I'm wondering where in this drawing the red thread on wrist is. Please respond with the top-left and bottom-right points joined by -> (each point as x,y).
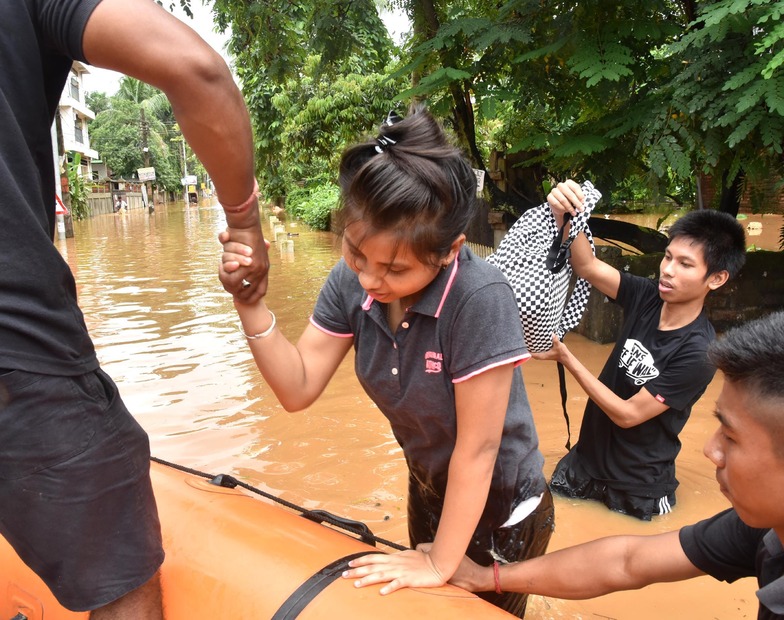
222,179 -> 259,215
493,561 -> 502,595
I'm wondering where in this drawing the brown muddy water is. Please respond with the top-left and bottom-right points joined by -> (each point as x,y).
57,203 -> 779,619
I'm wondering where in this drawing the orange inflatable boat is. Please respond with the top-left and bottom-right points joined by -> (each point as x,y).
0,458 -> 514,619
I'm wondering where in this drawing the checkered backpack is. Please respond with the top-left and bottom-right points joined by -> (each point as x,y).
487,180 -> 602,353
488,180 -> 601,449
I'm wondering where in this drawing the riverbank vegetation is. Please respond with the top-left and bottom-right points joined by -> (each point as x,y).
95,1 -> 784,246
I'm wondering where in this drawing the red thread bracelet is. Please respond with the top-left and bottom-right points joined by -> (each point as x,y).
493,561 -> 502,594
221,179 -> 259,215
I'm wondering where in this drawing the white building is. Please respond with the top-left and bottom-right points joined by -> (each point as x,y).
57,60 -> 99,178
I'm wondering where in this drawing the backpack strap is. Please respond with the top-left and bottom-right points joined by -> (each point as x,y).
545,213 -> 572,274
550,181 -> 602,450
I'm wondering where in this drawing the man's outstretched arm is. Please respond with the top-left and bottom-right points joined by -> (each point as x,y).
82,0 -> 269,300
445,530 -> 703,599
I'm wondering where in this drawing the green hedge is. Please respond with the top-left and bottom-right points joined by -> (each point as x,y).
287,183 -> 340,231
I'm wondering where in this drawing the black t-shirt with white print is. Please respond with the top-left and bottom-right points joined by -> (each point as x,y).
574,272 -> 716,498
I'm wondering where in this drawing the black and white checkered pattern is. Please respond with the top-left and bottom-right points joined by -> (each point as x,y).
487,181 -> 601,353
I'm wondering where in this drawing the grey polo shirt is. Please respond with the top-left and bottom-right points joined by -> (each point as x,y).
312,246 -> 547,530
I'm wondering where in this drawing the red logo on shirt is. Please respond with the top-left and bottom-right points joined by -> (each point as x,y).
425,351 -> 443,374
655,394 -> 666,403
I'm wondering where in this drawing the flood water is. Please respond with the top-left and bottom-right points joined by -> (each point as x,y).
56,202 -> 779,619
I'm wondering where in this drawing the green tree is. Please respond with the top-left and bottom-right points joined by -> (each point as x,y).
388,1 -> 684,209
66,152 -> 92,220
89,77 -> 183,191
394,0 -> 784,214
190,0 -> 784,223
664,0 -> 784,214
86,90 -> 111,115
393,0 -> 530,168
212,0 -> 399,206
90,99 -> 149,176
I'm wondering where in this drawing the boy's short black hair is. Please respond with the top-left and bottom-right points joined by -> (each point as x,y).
667,210 -> 746,279
709,311 -> 784,402
709,311 -> 784,455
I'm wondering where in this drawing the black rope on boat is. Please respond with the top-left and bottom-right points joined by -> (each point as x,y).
271,551 -> 384,620
150,455 -> 407,552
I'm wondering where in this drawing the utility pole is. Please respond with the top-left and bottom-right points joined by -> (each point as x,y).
181,138 -> 188,205
140,109 -> 152,211
170,128 -> 189,205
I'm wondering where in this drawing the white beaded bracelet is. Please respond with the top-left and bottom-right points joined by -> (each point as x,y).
240,311 -> 276,339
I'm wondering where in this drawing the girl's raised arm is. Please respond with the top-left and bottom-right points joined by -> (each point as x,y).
220,239 -> 352,411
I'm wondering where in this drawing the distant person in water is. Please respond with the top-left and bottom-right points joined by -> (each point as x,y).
220,107 -> 553,618
538,180 -> 746,520
437,311 -> 784,620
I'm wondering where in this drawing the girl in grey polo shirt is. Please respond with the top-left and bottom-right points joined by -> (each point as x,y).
220,107 -> 553,618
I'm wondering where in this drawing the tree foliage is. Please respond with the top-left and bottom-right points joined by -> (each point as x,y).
86,91 -> 111,115
393,0 -> 784,213
172,0 -> 784,221
88,77 -> 183,190
211,0 -> 401,205
66,152 -> 91,220
665,0 -> 784,211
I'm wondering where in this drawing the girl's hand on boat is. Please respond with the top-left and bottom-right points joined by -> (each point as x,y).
415,543 -> 483,592
342,549 -> 446,595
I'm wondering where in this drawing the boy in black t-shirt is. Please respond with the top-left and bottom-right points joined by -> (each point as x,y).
536,180 -> 746,520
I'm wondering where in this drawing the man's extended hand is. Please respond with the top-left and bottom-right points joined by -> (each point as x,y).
531,334 -> 571,365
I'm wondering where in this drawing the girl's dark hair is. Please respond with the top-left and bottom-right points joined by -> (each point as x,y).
335,106 -> 477,265
667,210 -> 746,279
